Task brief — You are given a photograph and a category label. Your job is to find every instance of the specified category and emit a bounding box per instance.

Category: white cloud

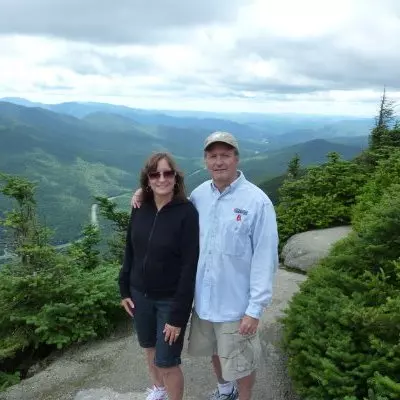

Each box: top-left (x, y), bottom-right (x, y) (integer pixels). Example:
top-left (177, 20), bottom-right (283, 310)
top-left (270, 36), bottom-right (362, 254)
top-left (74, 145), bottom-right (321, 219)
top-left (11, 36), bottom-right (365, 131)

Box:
top-left (239, 0), bottom-right (354, 38)
top-left (1, 0), bottom-right (400, 116)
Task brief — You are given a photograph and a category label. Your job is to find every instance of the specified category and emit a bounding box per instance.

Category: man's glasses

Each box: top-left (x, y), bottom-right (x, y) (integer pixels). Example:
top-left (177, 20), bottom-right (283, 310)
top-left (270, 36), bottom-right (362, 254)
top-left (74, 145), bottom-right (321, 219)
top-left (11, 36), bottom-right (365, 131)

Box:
top-left (148, 170), bottom-right (176, 180)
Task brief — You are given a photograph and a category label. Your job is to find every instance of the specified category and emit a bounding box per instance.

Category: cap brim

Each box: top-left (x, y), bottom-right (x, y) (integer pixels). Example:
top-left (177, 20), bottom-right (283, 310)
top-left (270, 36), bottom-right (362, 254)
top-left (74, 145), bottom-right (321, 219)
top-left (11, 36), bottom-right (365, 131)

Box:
top-left (204, 140), bottom-right (237, 151)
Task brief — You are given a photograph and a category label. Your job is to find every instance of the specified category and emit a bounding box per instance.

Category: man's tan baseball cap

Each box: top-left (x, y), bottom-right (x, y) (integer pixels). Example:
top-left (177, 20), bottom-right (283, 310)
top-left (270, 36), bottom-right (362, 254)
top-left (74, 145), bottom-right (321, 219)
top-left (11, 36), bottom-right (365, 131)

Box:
top-left (204, 131), bottom-right (239, 151)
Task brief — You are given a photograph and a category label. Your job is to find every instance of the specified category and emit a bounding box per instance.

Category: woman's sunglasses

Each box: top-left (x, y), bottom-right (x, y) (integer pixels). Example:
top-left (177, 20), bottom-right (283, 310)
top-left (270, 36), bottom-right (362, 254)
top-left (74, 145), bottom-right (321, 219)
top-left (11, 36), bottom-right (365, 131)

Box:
top-left (148, 170), bottom-right (176, 180)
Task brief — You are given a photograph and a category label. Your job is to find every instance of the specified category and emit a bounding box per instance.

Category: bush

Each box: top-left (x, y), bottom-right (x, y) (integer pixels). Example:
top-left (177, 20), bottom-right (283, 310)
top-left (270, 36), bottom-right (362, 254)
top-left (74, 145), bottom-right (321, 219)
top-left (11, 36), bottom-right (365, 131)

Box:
top-left (0, 258), bottom-right (124, 392)
top-left (0, 259), bottom-right (122, 360)
top-left (276, 152), bottom-right (367, 246)
top-left (282, 186), bottom-right (400, 399)
top-left (0, 372), bottom-right (20, 392)
top-left (352, 149), bottom-right (400, 229)
top-left (0, 174), bottom-right (127, 392)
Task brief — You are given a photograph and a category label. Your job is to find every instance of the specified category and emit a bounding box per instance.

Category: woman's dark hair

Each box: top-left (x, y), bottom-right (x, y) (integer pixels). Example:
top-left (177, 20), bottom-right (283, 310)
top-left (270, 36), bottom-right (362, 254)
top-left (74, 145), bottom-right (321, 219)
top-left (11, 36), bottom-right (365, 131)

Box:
top-left (140, 152), bottom-right (187, 203)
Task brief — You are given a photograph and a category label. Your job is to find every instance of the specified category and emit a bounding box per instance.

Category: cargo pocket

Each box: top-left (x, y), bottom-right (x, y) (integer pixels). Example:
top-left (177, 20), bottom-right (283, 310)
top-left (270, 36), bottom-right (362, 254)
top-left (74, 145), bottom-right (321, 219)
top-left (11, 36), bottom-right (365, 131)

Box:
top-left (236, 333), bottom-right (259, 374)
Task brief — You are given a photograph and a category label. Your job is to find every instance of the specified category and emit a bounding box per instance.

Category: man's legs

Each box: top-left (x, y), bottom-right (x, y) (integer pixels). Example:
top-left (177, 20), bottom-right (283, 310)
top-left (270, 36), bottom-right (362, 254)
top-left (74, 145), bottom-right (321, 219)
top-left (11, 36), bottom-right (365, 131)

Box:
top-left (211, 354), bottom-right (238, 398)
top-left (215, 321), bottom-right (261, 400)
top-left (236, 371), bottom-right (256, 400)
top-left (188, 312), bottom-right (238, 399)
top-left (211, 354), bottom-right (227, 383)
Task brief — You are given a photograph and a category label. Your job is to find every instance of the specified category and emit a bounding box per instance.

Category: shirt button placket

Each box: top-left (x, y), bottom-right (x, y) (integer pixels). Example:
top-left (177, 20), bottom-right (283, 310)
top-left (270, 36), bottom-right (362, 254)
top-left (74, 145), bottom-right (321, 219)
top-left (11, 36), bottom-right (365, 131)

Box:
top-left (211, 200), bottom-right (219, 247)
top-left (207, 199), bottom-right (219, 272)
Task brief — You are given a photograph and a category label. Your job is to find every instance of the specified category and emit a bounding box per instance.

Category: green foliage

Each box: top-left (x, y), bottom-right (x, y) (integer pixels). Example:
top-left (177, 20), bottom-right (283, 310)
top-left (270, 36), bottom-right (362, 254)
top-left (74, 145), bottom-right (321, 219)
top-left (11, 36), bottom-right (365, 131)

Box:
top-left (384, 122), bottom-right (400, 147)
top-left (0, 173), bottom-right (55, 268)
top-left (287, 153), bottom-right (301, 179)
top-left (0, 100), bottom-right (366, 250)
top-left (276, 152), bottom-right (368, 245)
top-left (0, 173), bottom-right (37, 254)
top-left (371, 373), bottom-right (400, 399)
top-left (241, 138), bottom-right (363, 184)
top-left (257, 174), bottom-right (286, 204)
top-left (0, 175), bottom-right (124, 392)
top-left (257, 169), bottom-right (308, 205)
top-left (281, 92), bottom-right (400, 400)
top-left (282, 185), bottom-right (400, 400)
top-left (352, 149), bottom-right (400, 229)
top-left (0, 173), bottom-right (36, 205)
top-left (0, 259), bottom-right (122, 353)
top-left (67, 224), bottom-right (101, 270)
top-left (369, 88), bottom-right (396, 150)
top-left (343, 373), bottom-right (400, 400)
top-left (95, 196), bottom-right (130, 264)
top-left (0, 372), bottom-right (20, 392)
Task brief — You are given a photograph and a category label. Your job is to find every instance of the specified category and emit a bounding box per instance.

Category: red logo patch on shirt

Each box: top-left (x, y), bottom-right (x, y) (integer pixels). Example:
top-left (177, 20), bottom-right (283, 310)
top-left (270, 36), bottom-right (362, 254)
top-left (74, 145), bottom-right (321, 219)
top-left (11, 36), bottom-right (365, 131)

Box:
top-left (236, 214), bottom-right (241, 222)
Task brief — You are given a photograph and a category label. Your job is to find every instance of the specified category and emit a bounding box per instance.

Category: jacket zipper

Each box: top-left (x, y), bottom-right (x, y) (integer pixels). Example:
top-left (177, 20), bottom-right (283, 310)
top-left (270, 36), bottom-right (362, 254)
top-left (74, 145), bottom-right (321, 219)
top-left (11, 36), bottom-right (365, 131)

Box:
top-left (142, 210), bottom-right (159, 297)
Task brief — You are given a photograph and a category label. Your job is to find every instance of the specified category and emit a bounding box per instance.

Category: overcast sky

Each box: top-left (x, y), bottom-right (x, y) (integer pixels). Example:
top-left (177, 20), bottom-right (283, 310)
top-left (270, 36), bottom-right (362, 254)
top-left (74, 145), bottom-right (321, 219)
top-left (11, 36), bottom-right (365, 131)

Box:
top-left (1, 0), bottom-right (399, 116)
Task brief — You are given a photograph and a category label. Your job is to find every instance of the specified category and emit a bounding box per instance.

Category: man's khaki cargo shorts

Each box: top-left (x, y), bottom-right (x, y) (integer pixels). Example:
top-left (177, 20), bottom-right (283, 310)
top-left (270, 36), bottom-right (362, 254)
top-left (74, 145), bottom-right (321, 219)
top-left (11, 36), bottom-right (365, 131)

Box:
top-left (187, 311), bottom-right (262, 381)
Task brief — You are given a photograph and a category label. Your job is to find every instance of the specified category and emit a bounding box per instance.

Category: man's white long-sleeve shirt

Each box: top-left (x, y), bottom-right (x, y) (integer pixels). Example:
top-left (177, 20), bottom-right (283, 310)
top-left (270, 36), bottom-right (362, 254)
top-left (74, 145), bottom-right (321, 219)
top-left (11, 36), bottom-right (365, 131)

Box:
top-left (189, 171), bottom-right (279, 323)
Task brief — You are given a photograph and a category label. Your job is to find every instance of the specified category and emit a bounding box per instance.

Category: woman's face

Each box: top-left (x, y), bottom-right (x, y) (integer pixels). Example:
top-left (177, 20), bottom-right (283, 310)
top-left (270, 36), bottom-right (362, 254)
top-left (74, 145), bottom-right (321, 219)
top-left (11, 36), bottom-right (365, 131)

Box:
top-left (147, 158), bottom-right (176, 198)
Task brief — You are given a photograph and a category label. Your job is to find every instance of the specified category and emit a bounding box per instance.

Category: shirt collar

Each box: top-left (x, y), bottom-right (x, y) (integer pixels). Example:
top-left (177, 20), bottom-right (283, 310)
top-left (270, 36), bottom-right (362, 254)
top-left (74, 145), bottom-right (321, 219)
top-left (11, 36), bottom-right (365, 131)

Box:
top-left (210, 170), bottom-right (245, 194)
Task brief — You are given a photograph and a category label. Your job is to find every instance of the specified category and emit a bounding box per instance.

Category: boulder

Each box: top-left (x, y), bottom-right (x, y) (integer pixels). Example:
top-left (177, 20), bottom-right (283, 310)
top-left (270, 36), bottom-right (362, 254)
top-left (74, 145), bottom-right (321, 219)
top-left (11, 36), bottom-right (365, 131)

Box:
top-left (281, 226), bottom-right (352, 272)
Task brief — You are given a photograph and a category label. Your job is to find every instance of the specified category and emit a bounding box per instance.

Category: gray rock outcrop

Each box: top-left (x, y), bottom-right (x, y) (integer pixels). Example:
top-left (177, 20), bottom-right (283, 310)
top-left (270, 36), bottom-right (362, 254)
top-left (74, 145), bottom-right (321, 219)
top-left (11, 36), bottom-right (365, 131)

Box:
top-left (281, 226), bottom-right (352, 272)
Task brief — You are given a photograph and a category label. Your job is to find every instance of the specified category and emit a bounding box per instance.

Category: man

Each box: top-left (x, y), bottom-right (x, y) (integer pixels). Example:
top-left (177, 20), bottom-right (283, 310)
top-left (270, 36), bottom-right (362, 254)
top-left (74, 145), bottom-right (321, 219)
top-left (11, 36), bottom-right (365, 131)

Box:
top-left (132, 132), bottom-right (279, 400)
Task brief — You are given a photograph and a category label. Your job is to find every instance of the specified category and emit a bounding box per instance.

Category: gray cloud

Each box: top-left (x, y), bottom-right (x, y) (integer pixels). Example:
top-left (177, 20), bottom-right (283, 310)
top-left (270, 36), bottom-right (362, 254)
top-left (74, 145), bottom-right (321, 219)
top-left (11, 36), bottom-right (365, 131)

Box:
top-left (35, 83), bottom-right (75, 91)
top-left (0, 0), bottom-right (244, 44)
top-left (2, 0), bottom-right (399, 109)
top-left (234, 31), bottom-right (400, 93)
top-left (38, 31), bottom-right (400, 101)
top-left (44, 49), bottom-right (157, 76)
top-left (219, 75), bottom-right (327, 95)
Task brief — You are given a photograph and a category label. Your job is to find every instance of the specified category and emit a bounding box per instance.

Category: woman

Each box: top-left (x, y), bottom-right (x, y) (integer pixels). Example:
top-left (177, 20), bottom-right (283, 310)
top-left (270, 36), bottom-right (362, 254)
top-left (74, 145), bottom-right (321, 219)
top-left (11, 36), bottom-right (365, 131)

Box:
top-left (119, 152), bottom-right (199, 400)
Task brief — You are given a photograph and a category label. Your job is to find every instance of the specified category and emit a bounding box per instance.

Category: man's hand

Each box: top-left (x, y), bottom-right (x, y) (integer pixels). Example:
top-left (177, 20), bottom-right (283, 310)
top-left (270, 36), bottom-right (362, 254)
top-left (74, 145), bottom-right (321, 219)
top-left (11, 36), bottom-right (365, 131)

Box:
top-left (121, 298), bottom-right (135, 317)
top-left (163, 323), bottom-right (182, 345)
top-left (131, 188), bottom-right (143, 208)
top-left (239, 315), bottom-right (259, 335)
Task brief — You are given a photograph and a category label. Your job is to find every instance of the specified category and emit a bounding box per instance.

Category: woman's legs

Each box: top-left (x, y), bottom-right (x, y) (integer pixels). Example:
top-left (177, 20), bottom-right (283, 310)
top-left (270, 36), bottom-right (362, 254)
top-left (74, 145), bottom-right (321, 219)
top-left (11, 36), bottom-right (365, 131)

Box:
top-left (144, 347), bottom-right (184, 400)
top-left (131, 288), bottom-right (186, 400)
top-left (154, 299), bottom-right (187, 400)
top-left (130, 288), bottom-right (166, 396)
top-left (159, 366), bottom-right (184, 400)
top-left (144, 347), bottom-right (164, 388)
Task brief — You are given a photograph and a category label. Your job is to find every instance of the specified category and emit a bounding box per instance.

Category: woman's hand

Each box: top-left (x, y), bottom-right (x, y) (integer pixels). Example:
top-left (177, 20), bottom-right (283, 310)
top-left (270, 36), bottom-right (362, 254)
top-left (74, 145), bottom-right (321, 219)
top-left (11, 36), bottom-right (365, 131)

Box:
top-left (121, 298), bottom-right (135, 317)
top-left (163, 323), bottom-right (182, 345)
top-left (131, 188), bottom-right (143, 208)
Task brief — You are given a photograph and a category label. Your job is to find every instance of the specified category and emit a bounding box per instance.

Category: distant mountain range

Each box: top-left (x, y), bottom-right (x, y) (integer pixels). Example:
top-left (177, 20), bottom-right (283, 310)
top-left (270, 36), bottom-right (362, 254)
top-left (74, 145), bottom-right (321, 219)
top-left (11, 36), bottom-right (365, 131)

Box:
top-left (0, 98), bottom-right (371, 247)
top-left (1, 97), bottom-right (267, 141)
top-left (1, 97), bottom-right (373, 146)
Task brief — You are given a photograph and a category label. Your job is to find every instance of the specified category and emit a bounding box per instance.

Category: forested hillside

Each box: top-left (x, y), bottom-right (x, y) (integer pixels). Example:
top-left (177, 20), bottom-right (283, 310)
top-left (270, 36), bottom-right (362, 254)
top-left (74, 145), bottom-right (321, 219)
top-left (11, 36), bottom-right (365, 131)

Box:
top-left (0, 100), bottom-right (367, 247)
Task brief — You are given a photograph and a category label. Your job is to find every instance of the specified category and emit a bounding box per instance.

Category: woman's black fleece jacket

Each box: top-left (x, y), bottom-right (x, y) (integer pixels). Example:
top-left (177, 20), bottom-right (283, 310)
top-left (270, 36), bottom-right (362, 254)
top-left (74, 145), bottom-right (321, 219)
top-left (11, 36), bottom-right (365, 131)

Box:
top-left (118, 198), bottom-right (199, 328)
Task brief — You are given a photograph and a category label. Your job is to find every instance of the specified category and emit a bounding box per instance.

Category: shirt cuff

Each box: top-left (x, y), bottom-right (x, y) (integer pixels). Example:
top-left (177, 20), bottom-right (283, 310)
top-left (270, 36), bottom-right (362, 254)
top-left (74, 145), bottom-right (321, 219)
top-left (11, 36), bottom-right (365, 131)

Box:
top-left (245, 302), bottom-right (264, 319)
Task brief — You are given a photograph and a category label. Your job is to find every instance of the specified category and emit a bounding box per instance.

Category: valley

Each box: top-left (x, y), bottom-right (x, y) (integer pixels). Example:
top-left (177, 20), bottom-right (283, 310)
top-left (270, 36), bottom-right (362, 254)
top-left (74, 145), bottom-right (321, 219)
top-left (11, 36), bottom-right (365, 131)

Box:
top-left (0, 98), bottom-right (372, 255)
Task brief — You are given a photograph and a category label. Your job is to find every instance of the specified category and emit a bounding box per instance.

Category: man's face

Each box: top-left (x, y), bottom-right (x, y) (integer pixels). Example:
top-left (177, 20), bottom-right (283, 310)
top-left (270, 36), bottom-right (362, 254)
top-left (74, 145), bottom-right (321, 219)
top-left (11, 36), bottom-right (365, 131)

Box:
top-left (204, 143), bottom-right (239, 185)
